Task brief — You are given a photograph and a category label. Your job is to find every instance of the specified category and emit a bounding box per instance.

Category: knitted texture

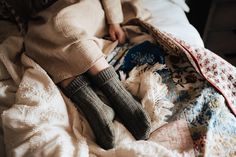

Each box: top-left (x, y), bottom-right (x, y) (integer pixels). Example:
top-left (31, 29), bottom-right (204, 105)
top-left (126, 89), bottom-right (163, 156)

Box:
top-left (92, 66), bottom-right (119, 87)
top-left (93, 66), bottom-right (151, 140)
top-left (64, 75), bottom-right (89, 96)
top-left (64, 75), bottom-right (115, 149)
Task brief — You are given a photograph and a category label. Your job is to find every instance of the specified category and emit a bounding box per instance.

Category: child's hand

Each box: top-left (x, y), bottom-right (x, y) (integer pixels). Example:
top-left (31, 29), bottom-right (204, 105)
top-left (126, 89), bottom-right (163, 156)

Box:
top-left (109, 23), bottom-right (126, 45)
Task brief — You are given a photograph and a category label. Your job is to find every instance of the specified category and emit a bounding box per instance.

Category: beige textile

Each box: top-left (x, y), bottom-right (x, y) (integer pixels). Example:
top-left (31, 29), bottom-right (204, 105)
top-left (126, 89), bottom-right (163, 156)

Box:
top-left (101, 0), bottom-right (123, 24)
top-left (0, 36), bottom-right (195, 157)
top-left (24, 0), bottom-right (150, 83)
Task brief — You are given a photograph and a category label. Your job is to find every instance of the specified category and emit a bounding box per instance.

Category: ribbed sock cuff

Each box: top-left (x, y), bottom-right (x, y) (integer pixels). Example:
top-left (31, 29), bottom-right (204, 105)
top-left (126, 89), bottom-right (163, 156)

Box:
top-left (93, 66), bottom-right (118, 86)
top-left (64, 75), bottom-right (89, 97)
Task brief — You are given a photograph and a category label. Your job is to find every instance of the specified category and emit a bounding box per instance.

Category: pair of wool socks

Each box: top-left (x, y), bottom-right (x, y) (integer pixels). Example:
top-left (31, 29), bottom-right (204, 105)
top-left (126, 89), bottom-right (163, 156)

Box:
top-left (64, 66), bottom-right (151, 149)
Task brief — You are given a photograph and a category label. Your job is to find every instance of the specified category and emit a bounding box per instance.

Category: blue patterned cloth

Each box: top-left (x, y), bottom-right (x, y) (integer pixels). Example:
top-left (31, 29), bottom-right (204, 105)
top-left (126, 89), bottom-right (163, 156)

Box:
top-left (119, 41), bottom-right (165, 73)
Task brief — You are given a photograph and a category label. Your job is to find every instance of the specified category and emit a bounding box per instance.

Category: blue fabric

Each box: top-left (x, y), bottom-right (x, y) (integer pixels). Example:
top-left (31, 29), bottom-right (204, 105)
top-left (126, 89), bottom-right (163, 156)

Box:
top-left (119, 41), bottom-right (165, 73)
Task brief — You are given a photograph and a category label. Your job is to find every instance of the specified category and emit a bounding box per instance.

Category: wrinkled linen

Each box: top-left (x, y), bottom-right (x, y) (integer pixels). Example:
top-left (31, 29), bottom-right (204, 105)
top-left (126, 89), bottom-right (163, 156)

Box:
top-left (1, 36), bottom-right (194, 157)
top-left (1, 18), bottom-right (236, 156)
top-left (1, 0), bottom-right (236, 155)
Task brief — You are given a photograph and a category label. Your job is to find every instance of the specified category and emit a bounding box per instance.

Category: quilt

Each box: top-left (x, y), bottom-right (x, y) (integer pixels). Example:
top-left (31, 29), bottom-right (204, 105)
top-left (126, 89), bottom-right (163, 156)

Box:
top-left (0, 19), bottom-right (236, 157)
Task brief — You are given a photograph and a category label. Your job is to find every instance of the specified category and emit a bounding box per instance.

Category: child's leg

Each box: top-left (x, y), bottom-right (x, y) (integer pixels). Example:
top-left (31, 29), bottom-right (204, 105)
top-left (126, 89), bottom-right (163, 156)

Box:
top-left (87, 58), bottom-right (151, 140)
top-left (25, 0), bottom-right (116, 150)
top-left (60, 58), bottom-right (110, 87)
top-left (61, 57), bottom-right (151, 141)
top-left (62, 73), bottom-right (115, 150)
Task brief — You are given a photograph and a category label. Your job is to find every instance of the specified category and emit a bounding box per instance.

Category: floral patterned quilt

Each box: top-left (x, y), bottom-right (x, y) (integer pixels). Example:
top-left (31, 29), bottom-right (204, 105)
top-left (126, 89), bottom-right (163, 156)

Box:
top-left (163, 53), bottom-right (236, 157)
top-left (107, 35), bottom-right (236, 156)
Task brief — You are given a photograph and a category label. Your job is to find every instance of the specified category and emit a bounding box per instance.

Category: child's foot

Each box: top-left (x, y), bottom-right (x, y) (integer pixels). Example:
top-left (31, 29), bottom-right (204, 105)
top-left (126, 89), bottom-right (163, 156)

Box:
top-left (92, 66), bottom-right (151, 140)
top-left (64, 75), bottom-right (115, 149)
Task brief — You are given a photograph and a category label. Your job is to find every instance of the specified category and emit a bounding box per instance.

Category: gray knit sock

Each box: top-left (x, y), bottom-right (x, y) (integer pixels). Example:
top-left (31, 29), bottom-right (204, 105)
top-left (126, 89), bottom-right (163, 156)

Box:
top-left (64, 75), bottom-right (115, 149)
top-left (92, 66), bottom-right (151, 140)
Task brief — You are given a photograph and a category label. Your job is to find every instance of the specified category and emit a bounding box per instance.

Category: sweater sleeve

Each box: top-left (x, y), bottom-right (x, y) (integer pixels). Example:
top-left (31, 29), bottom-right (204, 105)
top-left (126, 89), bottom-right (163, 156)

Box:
top-left (101, 0), bottom-right (124, 24)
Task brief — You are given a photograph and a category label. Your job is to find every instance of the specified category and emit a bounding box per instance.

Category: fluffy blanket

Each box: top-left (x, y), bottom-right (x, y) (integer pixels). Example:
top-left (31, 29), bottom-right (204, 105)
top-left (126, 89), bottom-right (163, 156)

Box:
top-left (0, 19), bottom-right (236, 157)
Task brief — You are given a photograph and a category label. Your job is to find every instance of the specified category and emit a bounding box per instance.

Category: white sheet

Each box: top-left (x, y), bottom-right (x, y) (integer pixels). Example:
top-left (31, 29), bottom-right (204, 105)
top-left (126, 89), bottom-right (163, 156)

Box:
top-left (142, 0), bottom-right (204, 47)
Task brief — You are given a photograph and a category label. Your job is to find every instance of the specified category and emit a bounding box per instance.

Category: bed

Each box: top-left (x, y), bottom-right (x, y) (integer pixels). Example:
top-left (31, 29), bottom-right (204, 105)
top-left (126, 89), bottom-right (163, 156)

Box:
top-left (0, 0), bottom-right (235, 157)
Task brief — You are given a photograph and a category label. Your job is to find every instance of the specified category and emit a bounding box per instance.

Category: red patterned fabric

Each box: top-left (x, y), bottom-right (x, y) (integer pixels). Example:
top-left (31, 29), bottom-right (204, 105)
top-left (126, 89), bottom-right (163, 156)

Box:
top-left (174, 38), bottom-right (236, 116)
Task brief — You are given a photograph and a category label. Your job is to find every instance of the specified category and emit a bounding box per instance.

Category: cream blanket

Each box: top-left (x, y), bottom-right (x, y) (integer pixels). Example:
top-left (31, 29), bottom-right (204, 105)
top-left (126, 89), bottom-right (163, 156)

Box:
top-left (0, 36), bottom-right (195, 157)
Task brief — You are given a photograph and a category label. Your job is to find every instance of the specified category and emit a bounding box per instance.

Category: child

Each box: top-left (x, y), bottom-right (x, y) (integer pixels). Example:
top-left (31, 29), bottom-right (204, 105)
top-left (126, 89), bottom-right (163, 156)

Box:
top-left (7, 0), bottom-right (151, 149)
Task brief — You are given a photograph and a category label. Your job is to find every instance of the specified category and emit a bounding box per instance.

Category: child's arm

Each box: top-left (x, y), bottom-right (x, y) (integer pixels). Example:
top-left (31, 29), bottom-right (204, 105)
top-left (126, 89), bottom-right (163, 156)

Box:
top-left (101, 0), bottom-right (126, 44)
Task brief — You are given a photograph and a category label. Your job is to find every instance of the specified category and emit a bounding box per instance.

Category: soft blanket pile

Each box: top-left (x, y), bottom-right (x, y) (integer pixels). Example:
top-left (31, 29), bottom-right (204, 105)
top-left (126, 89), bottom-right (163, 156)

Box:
top-left (0, 19), bottom-right (236, 157)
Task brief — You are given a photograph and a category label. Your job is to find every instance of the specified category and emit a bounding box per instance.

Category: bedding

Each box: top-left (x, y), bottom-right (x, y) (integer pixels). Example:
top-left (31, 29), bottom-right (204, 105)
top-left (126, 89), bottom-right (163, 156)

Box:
top-left (142, 0), bottom-right (204, 48)
top-left (0, 0), bottom-right (236, 157)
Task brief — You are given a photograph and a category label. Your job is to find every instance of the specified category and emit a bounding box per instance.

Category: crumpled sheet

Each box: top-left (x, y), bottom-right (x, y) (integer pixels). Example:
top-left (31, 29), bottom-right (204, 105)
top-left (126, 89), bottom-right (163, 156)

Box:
top-left (0, 36), bottom-right (195, 157)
